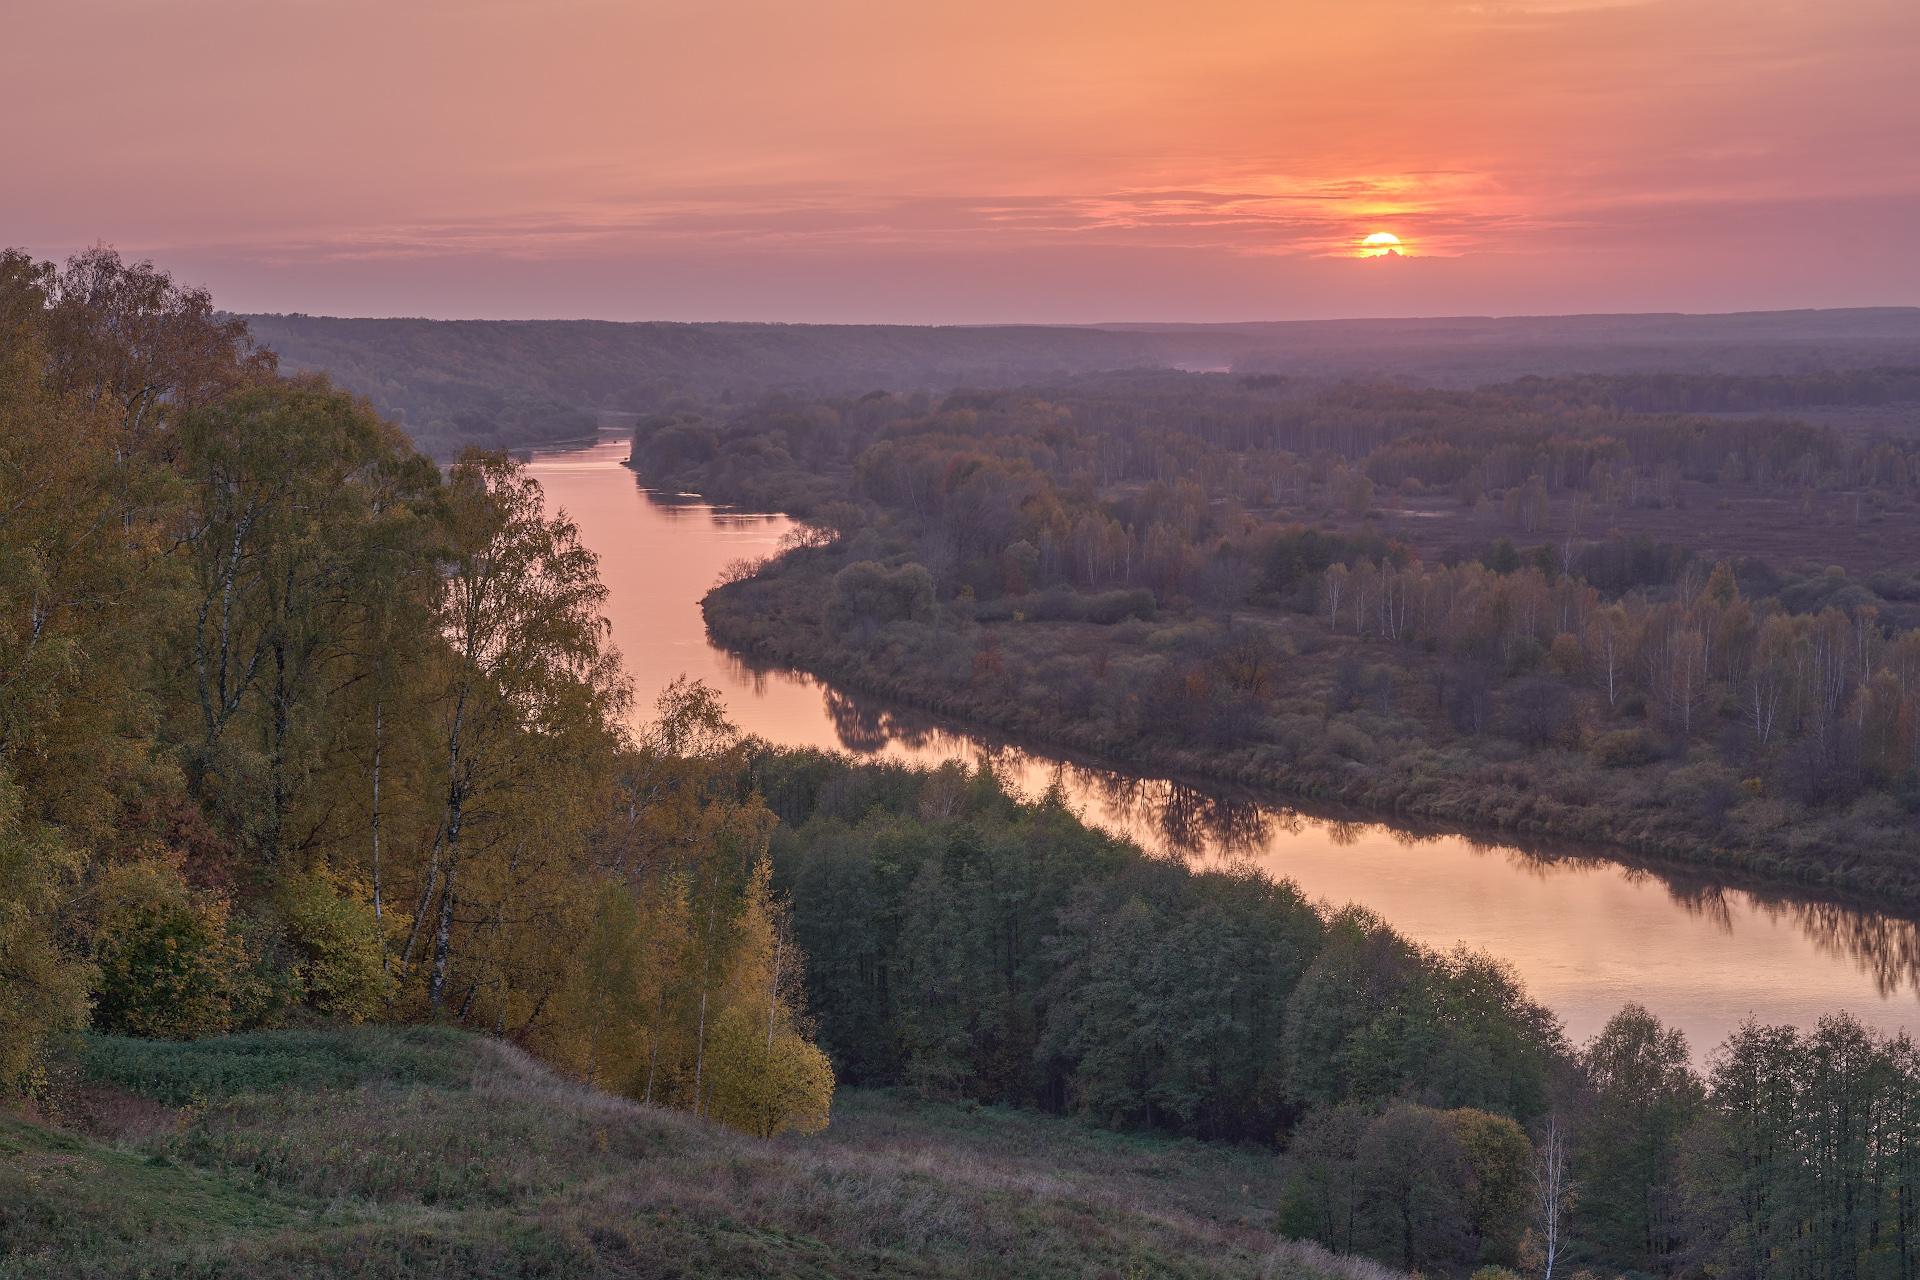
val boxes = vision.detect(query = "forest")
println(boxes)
[242,313,1178,458]
[1,247,834,1140]
[753,749,1920,1279]
[7,246,1920,1280]
[656,371,1920,898]
[243,307,1920,459]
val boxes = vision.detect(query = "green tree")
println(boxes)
[1356,1102,1477,1270]
[1452,1107,1535,1265]
[0,250,167,838]
[1578,1004,1704,1272]
[1278,1102,1371,1253]
[172,381,430,861]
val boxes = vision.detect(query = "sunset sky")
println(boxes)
[7,0,1917,322]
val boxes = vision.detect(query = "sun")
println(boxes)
[1357,231,1404,258]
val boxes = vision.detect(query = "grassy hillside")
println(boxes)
[4,1028,1393,1280]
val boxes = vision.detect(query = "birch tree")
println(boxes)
[421,451,627,1013]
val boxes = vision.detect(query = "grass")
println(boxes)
[4,1028,1398,1280]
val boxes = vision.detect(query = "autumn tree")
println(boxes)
[703,858,835,1137]
[171,382,433,860]
[413,451,628,1013]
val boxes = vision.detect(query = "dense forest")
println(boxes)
[10,247,1920,1280]
[243,307,1920,458]
[650,372,1920,897]
[752,750,1920,1278]
[242,313,1178,457]
[2,247,833,1139]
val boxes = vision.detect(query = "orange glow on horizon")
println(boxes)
[6,0,1915,321]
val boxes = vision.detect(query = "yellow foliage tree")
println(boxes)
[704,1006,835,1139]
[279,868,392,1022]
[701,858,834,1137]
[90,857,251,1040]
[551,881,651,1088]
[0,771,91,1092]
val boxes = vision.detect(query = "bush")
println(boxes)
[0,778,92,1094]
[702,1006,835,1139]
[1660,762,1744,824]
[77,1027,480,1103]
[280,870,392,1022]
[1020,588,1086,623]
[1498,677,1574,748]
[825,560,935,632]
[1084,588,1158,625]
[91,859,252,1040]
[1590,727,1661,768]
[1322,722,1376,763]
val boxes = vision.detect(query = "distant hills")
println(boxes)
[241,315,1172,455]
[241,308,1920,456]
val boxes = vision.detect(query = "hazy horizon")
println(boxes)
[211,302,1920,329]
[9,0,1918,324]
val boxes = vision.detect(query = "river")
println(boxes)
[529,433,1920,1056]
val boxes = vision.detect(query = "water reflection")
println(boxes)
[792,666,1920,1018]
[528,433,1920,1054]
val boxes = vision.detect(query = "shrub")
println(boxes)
[279,870,392,1022]
[1547,632,1585,676]
[1590,727,1661,768]
[1660,762,1744,824]
[0,777,92,1094]
[1084,588,1158,625]
[91,859,251,1040]
[1498,677,1575,748]
[78,1027,479,1103]
[826,560,935,632]
[1322,722,1376,763]
[1021,588,1086,623]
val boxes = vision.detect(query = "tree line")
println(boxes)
[753,748,1920,1279]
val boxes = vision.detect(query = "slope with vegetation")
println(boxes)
[7,1028,1392,1280]
[1,245,832,1139]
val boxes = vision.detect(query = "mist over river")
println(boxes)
[530,432,1920,1056]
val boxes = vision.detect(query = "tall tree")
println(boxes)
[171,382,429,860]
[1579,1004,1705,1273]
[418,451,626,1013]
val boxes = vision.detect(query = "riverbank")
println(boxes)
[515,432,1920,1057]
[705,547,1920,906]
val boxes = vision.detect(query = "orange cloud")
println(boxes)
[6,0,1916,319]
